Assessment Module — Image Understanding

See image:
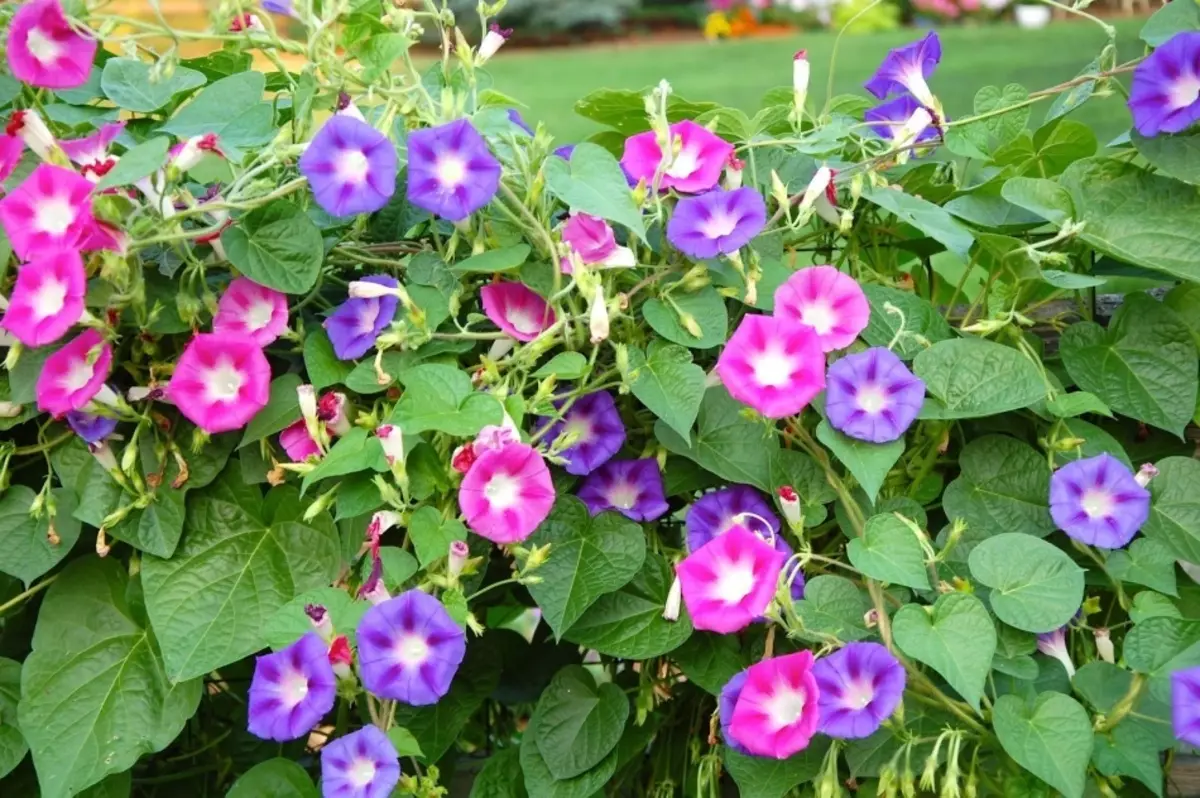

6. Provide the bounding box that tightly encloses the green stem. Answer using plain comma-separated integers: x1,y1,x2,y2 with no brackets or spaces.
0,574,58,616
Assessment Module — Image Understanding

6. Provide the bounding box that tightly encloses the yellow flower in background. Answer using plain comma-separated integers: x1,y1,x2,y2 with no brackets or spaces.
704,11,732,40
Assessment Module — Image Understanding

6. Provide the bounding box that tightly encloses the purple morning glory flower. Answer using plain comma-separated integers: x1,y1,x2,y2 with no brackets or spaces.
666,187,766,260
66,409,118,444
406,119,502,222
1036,625,1076,678
320,725,401,798
686,485,781,554
261,0,296,16
864,31,941,109
825,347,925,444
357,589,466,706
812,642,906,739
1129,32,1200,137
576,458,669,522
507,109,534,135
324,275,400,360
299,115,397,217
865,95,940,143
553,144,575,161
543,391,626,476
1049,453,1151,549
1172,666,1200,746
248,632,337,741
719,670,751,755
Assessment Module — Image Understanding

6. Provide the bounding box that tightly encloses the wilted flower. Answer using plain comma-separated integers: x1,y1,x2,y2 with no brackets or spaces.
168,333,271,433
666,187,767,260
541,390,626,476
35,328,112,416
812,642,906,739
60,121,124,172
1129,32,1200,137
865,95,940,144
66,409,117,445
864,30,941,110
320,725,401,798
1172,665,1200,746
0,250,86,346
1036,626,1075,678
774,265,870,353
1049,453,1151,549
480,282,555,342
824,347,926,443
621,120,733,194
299,115,397,217
675,526,786,634
577,458,669,522
715,314,825,419
728,651,821,759
357,590,467,705
325,275,400,360
561,213,636,271
406,119,502,221
0,164,95,260
213,277,289,346
686,485,781,554
247,632,336,741
458,442,555,544
7,0,97,89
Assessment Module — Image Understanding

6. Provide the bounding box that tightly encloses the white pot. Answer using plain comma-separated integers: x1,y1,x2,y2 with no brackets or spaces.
1014,4,1051,28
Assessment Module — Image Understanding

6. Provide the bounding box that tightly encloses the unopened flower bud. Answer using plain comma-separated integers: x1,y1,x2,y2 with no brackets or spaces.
451,443,477,474
793,50,809,118
348,279,406,300
487,336,516,361
798,166,833,217
96,527,111,557
679,311,703,339
448,540,469,579
477,23,512,62
1135,463,1158,488
663,575,683,622
0,401,21,418
769,169,790,208
723,153,745,190
1094,627,1114,663
1036,626,1075,678
306,603,334,642
90,440,119,473
358,557,391,605
297,383,320,441
171,133,223,172
7,109,56,160
303,486,337,522
778,485,802,529
589,284,609,344
328,635,353,678
376,424,405,473
864,608,880,629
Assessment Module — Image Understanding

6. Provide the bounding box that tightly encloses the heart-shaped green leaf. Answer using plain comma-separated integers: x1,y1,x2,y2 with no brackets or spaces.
942,435,1054,539
893,593,996,711
1140,456,1200,562
531,666,629,780
0,487,82,586
993,692,1093,798
968,533,1084,633
847,514,931,590
628,341,706,442
816,420,903,503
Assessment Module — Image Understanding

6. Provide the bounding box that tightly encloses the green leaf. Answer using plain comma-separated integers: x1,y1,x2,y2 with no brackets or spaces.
452,244,530,274
158,72,274,154
387,727,423,758
942,435,1054,539
968,533,1085,633
1141,0,1200,45
0,486,82,586
1093,721,1167,797
573,88,718,136
301,427,387,494
226,759,318,798
1142,456,1200,561
262,587,368,650
1106,538,1178,596
100,58,205,111
78,772,132,798
408,506,468,569
992,692,1093,798
893,593,996,711
1059,293,1198,435
520,719,617,798
0,657,26,779
641,287,728,349
628,341,705,441
1044,56,1102,124
860,285,954,360
470,748,527,798
18,559,200,798
1000,177,1074,225
94,137,169,190
1125,615,1200,677
793,575,872,643
1045,391,1112,418
564,552,692,659
847,514,931,590
357,33,412,82
816,419,903,503
914,338,1046,419
533,352,589,380
530,666,628,780
655,387,777,491
974,83,1031,149
143,472,342,681
544,143,645,240
357,546,419,592
304,329,355,390
1133,130,1200,186
240,373,303,448
722,739,830,798
1040,270,1107,290
670,633,748,696
391,364,503,437
525,498,645,639
860,185,975,260
222,200,324,294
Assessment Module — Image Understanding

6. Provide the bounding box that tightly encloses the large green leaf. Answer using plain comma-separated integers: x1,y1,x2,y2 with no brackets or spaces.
573,88,718,136
0,487,82,586
240,373,303,448
470,747,527,798
941,435,1054,539
142,472,342,681
301,427,388,494
846,513,931,590
1106,537,1178,596
914,338,1046,419
1142,456,1200,561
893,592,996,711
304,329,355,390
1125,615,1200,678
641,287,729,350
1133,130,1200,186
221,200,325,294
158,72,275,154
520,719,617,798
94,137,170,191
722,739,830,798
793,575,873,643
543,143,645,239
816,419,903,503
1141,0,1200,46
968,533,1084,633
0,657,25,779
992,692,1093,798
670,633,748,695
391,364,503,437
1059,293,1197,435
859,285,954,360
18,559,201,798
655,387,778,491
525,498,645,639
530,666,628,780
627,341,705,441
100,58,205,111
226,759,318,798
973,83,1030,150
860,185,975,260
408,505,468,569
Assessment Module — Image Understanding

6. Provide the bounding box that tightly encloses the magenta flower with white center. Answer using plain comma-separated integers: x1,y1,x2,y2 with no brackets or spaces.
560,212,636,272
356,590,467,705
1036,626,1076,678
299,115,397,217
541,390,626,476
7,0,97,90
0,164,95,260
213,277,289,346
325,275,400,360
728,651,821,759
774,266,870,353
406,119,502,221
686,485,781,554
60,121,125,170
459,442,555,544
576,458,669,522
1129,32,1200,137
35,328,111,416
716,314,825,419
320,725,401,798
666,187,767,260
247,631,337,741
864,30,941,110
80,218,127,254
1049,453,1151,549
168,333,271,433
0,250,86,347
621,120,733,194
480,282,556,342
675,525,785,633
1172,666,1200,746
280,420,321,462
824,347,925,444
812,642,906,739
0,135,22,183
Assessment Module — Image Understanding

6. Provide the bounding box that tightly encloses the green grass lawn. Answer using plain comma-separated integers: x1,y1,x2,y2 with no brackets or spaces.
486,19,1146,145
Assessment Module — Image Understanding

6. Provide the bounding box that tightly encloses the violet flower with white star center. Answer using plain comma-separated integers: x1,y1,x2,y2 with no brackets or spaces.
864,30,941,110
299,114,397,217
686,485,781,554
865,95,940,144
824,347,926,444
406,119,502,221
324,275,400,360
356,589,467,706
576,458,669,521
1049,453,1151,549
1129,32,1200,137
320,725,401,798
812,642,906,739
666,186,767,260
542,391,626,476
247,632,337,741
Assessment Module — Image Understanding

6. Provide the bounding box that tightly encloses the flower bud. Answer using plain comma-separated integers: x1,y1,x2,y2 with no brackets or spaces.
358,557,391,605
448,540,469,579
864,608,880,629
328,635,353,679
376,424,405,473
1135,463,1158,488
723,153,745,190
798,166,833,217
487,336,516,362
778,485,802,530
303,486,337,522
0,401,23,418
662,575,683,622
1094,627,1114,663
769,169,790,208
305,603,334,642
171,133,223,173
318,392,351,437
589,284,609,344
348,280,409,301
477,23,512,62
95,527,111,558
7,109,57,161
793,50,809,118
90,440,119,473
1036,626,1075,678
451,443,477,474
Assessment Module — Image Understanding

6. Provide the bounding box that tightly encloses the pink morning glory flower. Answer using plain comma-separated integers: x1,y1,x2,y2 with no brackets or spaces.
0,135,24,184
728,651,821,759
280,419,322,462
406,119,502,222
60,121,124,172
621,120,733,194
320,725,401,798
715,314,826,419
459,442,555,544
774,266,870,353
0,250,86,347
480,282,556,343
356,590,466,705
675,525,786,634
168,333,271,433
576,458,669,522
812,642,906,739
1129,32,1200,137
0,163,95,260
1172,665,1200,746
824,347,926,444
35,328,112,416
864,30,941,110
560,213,636,272
6,0,97,90
1049,453,1151,549
541,390,626,476
666,187,767,260
248,631,337,741
213,277,289,346
299,115,397,217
